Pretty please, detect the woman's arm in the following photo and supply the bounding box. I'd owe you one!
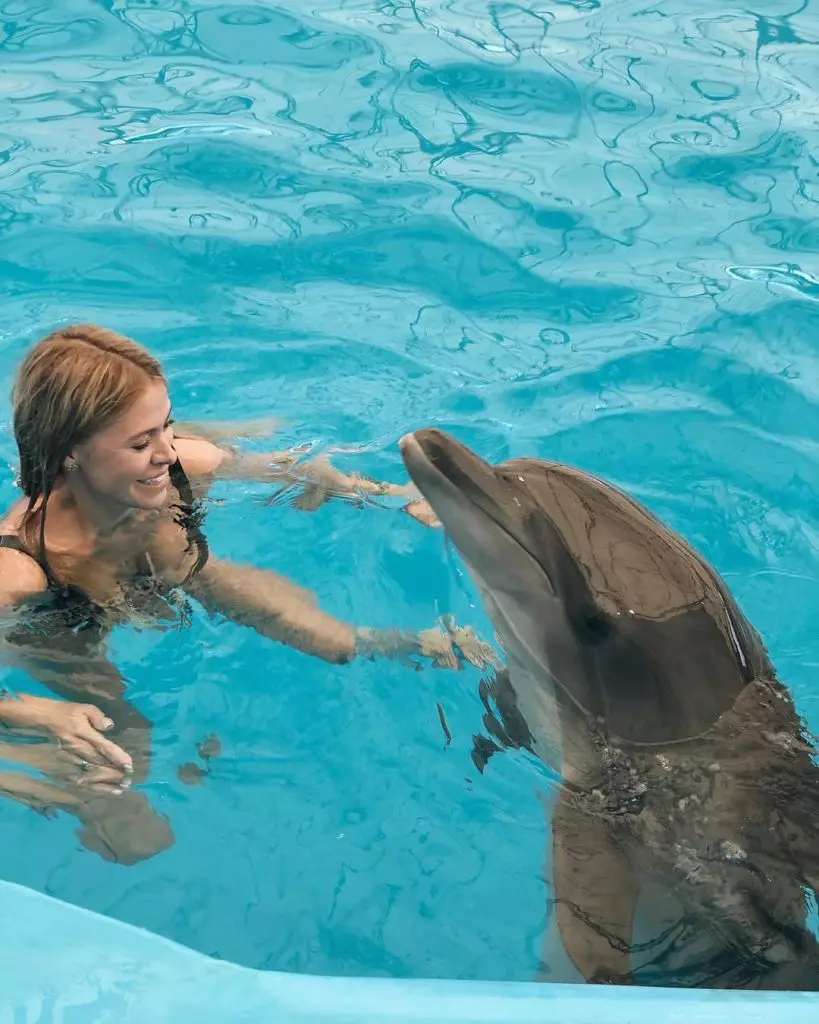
[0,630,146,774]
[172,431,439,524]
[185,556,496,669]
[0,651,173,864]
[0,550,141,771]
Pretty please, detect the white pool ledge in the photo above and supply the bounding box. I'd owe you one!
[2,881,818,1023]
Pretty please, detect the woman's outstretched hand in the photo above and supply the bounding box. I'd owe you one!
[418,616,501,670]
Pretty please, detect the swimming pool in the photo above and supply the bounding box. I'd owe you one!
[1,0,819,1005]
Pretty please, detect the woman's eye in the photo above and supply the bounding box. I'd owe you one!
[132,440,150,451]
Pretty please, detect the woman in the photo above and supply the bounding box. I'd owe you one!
[0,323,480,863]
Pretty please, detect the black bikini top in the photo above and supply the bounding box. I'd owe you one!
[0,458,209,635]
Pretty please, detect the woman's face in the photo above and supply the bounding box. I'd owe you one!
[72,380,177,511]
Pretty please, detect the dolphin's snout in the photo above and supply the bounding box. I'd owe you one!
[399,429,454,473]
[398,432,428,471]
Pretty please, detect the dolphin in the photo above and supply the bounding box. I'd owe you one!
[399,427,819,991]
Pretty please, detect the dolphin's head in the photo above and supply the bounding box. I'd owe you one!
[400,428,770,747]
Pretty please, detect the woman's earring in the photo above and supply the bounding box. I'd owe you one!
[65,458,78,474]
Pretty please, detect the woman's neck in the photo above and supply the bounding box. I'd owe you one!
[50,475,137,541]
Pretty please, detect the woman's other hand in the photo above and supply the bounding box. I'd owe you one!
[1,694,133,776]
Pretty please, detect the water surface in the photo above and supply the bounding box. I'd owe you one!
[0,0,817,984]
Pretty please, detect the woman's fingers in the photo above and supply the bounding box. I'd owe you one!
[81,705,115,733]
[419,618,501,670]
[51,747,127,792]
[75,761,130,793]
[1,735,130,795]
[450,627,502,669]
[418,627,461,669]
[76,721,134,773]
[404,498,441,528]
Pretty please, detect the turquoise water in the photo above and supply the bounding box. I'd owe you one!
[0,0,818,986]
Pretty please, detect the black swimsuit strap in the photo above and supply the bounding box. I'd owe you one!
[169,457,196,506]
[168,458,210,577]
[0,534,28,555]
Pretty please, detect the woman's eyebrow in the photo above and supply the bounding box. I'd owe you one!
[125,404,173,443]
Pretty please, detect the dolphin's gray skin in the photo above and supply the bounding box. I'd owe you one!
[399,427,819,991]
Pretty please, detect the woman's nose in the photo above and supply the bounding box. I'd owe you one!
[153,435,178,464]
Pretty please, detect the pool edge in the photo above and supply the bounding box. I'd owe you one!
[2,880,818,1022]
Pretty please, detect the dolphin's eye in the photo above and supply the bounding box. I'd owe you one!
[584,613,611,642]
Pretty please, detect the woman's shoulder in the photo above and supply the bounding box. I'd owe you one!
[0,498,49,605]
[0,547,49,607]
[172,435,226,476]
[0,496,30,535]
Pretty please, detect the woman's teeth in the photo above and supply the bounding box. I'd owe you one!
[140,471,169,487]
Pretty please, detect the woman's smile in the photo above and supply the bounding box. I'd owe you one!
[137,469,170,490]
